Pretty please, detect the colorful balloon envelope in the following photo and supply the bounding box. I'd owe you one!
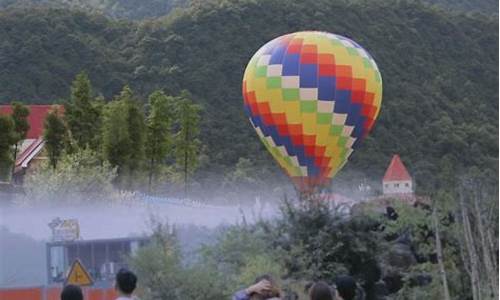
[242,31,382,192]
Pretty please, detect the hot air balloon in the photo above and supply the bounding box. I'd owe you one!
[242,31,382,193]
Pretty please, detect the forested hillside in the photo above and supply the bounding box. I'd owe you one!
[425,0,498,13]
[0,0,497,192]
[0,0,189,19]
[0,0,497,18]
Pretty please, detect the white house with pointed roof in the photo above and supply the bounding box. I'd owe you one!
[382,154,413,195]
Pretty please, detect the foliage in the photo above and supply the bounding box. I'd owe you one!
[0,115,16,181]
[422,0,498,14]
[43,106,67,169]
[236,254,285,289]
[190,201,386,298]
[178,263,227,300]
[19,147,117,204]
[124,86,146,173]
[174,92,201,192]
[0,0,191,20]
[65,71,103,151]
[101,93,131,169]
[9,101,30,177]
[101,85,146,187]
[129,224,182,299]
[125,178,497,300]
[129,220,227,300]
[0,8,131,102]
[455,172,499,300]
[1,0,496,19]
[377,197,469,300]
[199,226,271,277]
[145,90,175,190]
[10,102,30,144]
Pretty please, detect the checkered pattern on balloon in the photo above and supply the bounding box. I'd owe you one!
[242,31,383,193]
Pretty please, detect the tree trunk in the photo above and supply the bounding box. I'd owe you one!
[432,203,451,300]
[10,143,18,182]
[460,191,481,300]
[472,188,498,299]
[485,229,498,275]
[458,241,470,299]
[184,149,188,197]
[183,126,189,198]
[148,157,154,193]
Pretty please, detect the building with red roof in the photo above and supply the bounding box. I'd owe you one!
[382,154,413,195]
[0,105,64,139]
[0,104,64,182]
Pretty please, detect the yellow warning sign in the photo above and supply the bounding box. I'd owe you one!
[65,259,93,286]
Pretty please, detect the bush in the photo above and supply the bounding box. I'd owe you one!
[18,148,118,205]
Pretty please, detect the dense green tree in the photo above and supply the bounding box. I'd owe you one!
[43,107,67,170]
[102,98,129,171]
[174,92,201,195]
[128,221,186,300]
[0,115,16,181]
[65,72,102,151]
[10,102,30,175]
[102,86,146,186]
[145,90,175,191]
[124,86,146,176]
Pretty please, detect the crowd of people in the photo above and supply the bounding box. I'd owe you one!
[233,274,359,300]
[60,268,359,300]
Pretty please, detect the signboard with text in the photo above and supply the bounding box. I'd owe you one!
[48,218,80,241]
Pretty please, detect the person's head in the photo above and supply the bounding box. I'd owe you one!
[115,268,137,296]
[309,281,334,300]
[334,276,357,300]
[61,284,83,300]
[254,274,275,284]
[251,274,281,300]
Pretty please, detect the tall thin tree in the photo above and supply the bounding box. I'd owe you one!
[10,102,30,178]
[432,199,451,300]
[44,107,67,170]
[174,93,201,196]
[65,71,101,151]
[0,115,17,181]
[145,90,174,192]
[124,86,146,177]
[101,86,145,188]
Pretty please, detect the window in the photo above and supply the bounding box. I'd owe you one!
[405,183,409,187]
[384,184,388,188]
[395,183,399,188]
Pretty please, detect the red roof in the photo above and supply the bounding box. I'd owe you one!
[383,154,412,181]
[0,105,64,139]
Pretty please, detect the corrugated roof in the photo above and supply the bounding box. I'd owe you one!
[383,154,412,181]
[14,137,45,173]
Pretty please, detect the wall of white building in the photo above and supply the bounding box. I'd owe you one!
[383,180,413,194]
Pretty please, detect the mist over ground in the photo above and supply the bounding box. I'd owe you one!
[0,192,281,288]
